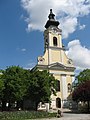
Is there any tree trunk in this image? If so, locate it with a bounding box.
[16,101,19,110]
[2,100,6,111]
[8,100,11,111]
[87,101,90,113]
[16,100,23,110]
[35,102,39,111]
[20,100,23,110]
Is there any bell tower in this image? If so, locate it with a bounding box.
[36,9,75,109]
[44,9,63,65]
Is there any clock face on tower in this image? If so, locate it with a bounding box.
[50,26,61,34]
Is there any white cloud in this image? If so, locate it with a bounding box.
[24,62,36,70]
[16,47,27,52]
[21,48,26,52]
[67,39,90,70]
[21,0,90,38]
[79,24,86,30]
[60,17,78,38]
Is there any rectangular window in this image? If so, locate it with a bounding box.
[56,80,60,91]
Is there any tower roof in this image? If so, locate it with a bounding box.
[45,9,59,29]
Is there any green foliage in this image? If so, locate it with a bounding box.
[73,69,90,112]
[0,111,57,120]
[0,80,4,92]
[26,70,56,110]
[73,69,90,101]
[1,66,28,102]
[0,66,56,111]
[0,74,4,98]
[77,69,90,83]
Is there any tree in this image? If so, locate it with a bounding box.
[26,70,56,110]
[72,80,90,101]
[1,66,56,111]
[72,80,90,112]
[77,69,90,83]
[1,66,29,110]
[0,73,4,100]
[73,69,90,112]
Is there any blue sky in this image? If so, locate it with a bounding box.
[0,0,90,72]
[0,0,43,69]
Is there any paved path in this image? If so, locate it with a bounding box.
[32,113,90,120]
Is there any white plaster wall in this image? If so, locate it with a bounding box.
[51,100,56,109]
[61,75,68,100]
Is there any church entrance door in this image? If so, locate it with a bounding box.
[56,98,61,108]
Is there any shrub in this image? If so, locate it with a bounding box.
[0,111,56,120]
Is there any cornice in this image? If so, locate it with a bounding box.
[49,46,65,50]
[35,62,75,72]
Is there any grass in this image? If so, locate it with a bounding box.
[0,111,57,120]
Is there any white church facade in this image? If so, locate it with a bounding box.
[35,9,75,109]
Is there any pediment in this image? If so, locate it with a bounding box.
[49,62,65,69]
[48,62,75,71]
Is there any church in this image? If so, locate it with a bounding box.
[34,9,75,109]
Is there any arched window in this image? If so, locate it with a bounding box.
[68,83,72,92]
[56,80,60,91]
[56,98,61,108]
[53,37,57,46]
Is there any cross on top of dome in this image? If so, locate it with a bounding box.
[45,9,59,29]
[48,9,55,20]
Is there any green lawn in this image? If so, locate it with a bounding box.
[0,111,56,120]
